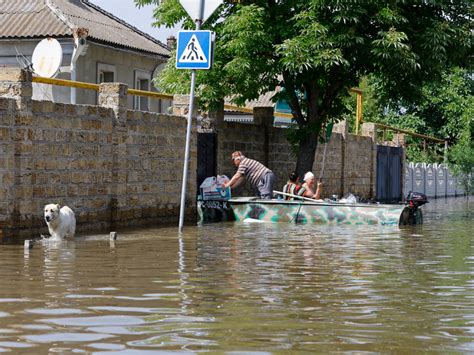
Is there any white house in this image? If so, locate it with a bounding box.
[0,0,171,112]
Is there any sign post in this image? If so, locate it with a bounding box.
[177,0,221,232]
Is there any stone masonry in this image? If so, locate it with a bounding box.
[0,68,196,239]
[0,67,398,238]
[215,107,381,200]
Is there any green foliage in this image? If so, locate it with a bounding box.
[449,138,474,197]
[416,68,473,143]
[137,0,473,173]
[448,117,474,196]
[344,67,473,162]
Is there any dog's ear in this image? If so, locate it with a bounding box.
[56,204,61,210]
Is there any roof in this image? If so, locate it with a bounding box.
[223,88,295,127]
[0,0,169,57]
[224,90,277,111]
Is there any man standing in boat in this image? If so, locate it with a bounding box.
[224,151,276,199]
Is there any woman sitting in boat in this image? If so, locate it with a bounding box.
[282,171,307,200]
[302,171,323,200]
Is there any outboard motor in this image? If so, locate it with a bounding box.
[406,191,428,208]
[399,191,428,225]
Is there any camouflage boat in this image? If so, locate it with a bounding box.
[197,192,426,226]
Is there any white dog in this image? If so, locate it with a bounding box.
[44,204,76,240]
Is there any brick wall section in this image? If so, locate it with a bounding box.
[267,127,298,192]
[0,68,399,237]
[343,134,376,197]
[215,107,380,200]
[217,122,267,196]
[312,132,345,198]
[0,68,196,238]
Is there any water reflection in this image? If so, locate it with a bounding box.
[0,198,472,352]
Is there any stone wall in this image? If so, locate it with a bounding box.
[0,68,196,239]
[214,108,379,200]
[342,134,376,197]
[0,67,407,238]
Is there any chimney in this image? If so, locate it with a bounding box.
[166,36,177,49]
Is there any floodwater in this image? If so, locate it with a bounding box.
[0,198,473,353]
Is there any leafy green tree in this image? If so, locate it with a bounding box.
[357,68,473,141]
[449,139,473,198]
[136,0,472,175]
[448,116,474,197]
[345,67,473,162]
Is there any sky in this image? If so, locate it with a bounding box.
[89,0,179,43]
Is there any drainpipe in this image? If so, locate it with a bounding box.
[444,140,448,163]
[70,28,88,104]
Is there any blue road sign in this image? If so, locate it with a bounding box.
[176,30,213,70]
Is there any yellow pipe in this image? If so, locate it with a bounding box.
[274,112,293,119]
[128,88,173,100]
[374,123,444,143]
[350,88,363,94]
[224,104,293,119]
[349,88,363,135]
[33,76,99,91]
[223,104,254,114]
[33,76,173,100]
[32,77,442,143]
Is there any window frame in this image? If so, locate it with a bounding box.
[133,69,151,111]
[97,62,116,84]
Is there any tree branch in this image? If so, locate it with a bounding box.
[282,71,305,126]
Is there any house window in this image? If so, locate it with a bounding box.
[97,63,116,83]
[134,69,151,111]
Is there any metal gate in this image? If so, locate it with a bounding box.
[197,133,217,189]
[376,145,403,203]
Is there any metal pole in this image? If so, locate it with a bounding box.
[178,69,196,232]
[444,140,448,163]
[71,68,76,104]
[178,0,204,232]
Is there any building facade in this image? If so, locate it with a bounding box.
[0,0,171,112]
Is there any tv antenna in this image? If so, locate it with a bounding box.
[31,38,63,78]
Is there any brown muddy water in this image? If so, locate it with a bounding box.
[0,197,473,353]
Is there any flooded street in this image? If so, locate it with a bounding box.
[0,198,473,353]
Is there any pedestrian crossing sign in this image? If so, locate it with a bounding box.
[176,30,213,70]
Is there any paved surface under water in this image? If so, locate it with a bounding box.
[0,197,472,353]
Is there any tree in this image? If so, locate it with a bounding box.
[343,67,473,162]
[449,139,474,198]
[136,0,472,175]
[448,114,474,197]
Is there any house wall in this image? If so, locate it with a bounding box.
[0,68,195,239]
[77,43,171,113]
[0,39,171,113]
[0,38,73,103]
[342,134,376,197]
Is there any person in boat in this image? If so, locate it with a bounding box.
[224,151,275,199]
[282,171,307,200]
[302,171,323,200]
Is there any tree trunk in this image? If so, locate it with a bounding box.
[295,132,318,179]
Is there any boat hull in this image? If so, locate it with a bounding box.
[198,198,422,226]
[230,198,411,226]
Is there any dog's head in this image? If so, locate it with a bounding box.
[44,204,61,223]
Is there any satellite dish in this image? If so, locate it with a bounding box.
[32,38,63,78]
[152,63,166,91]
